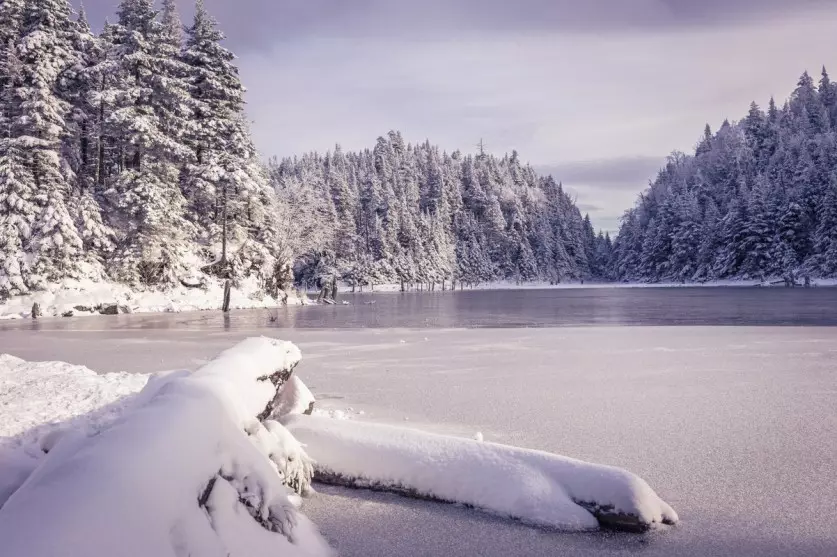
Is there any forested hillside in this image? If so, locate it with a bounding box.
[0,0,285,298]
[612,69,837,283]
[269,134,612,289]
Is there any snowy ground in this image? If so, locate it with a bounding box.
[0,322,835,555]
[0,277,306,320]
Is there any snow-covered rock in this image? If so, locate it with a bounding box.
[283,414,679,532]
[271,376,316,418]
[0,338,333,557]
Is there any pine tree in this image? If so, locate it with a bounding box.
[15,0,84,285]
[0,42,32,295]
[182,0,274,279]
[0,0,24,91]
[104,0,195,285]
[819,67,837,128]
[160,0,183,47]
[810,173,837,276]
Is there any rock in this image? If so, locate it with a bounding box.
[573,501,672,533]
[118,305,133,314]
[62,311,74,318]
[31,303,41,319]
[73,305,93,313]
[270,376,316,419]
[98,304,119,315]
[256,360,300,421]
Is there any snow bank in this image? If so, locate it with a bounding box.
[0,338,333,557]
[0,277,307,320]
[0,354,149,445]
[284,415,678,532]
[0,354,150,504]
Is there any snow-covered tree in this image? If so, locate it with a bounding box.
[0,42,33,295]
[268,133,605,288]
[15,0,84,285]
[612,69,837,283]
[100,0,196,285]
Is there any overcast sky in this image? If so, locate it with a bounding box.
[80,0,837,231]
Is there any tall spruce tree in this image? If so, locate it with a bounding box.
[0,42,32,295]
[16,0,83,286]
[103,0,194,285]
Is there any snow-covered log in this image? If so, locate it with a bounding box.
[0,338,332,557]
[284,415,678,533]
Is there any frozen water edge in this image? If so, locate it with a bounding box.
[0,326,835,556]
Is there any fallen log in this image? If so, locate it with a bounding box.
[284,414,678,533]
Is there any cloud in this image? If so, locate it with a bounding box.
[577,203,604,213]
[535,156,666,190]
[78,0,837,51]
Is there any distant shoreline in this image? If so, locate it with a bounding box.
[329,278,837,294]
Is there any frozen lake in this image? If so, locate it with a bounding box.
[6,286,837,331]
[1,289,836,556]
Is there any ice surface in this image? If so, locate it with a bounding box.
[0,324,835,556]
[284,414,677,530]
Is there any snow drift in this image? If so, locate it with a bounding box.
[284,414,679,532]
[0,338,333,557]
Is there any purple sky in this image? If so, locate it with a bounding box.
[80,0,837,231]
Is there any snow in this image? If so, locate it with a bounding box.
[284,414,677,531]
[0,338,333,557]
[0,277,307,320]
[0,354,149,445]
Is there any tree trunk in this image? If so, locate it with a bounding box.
[221,179,228,272]
[222,280,231,313]
[96,75,106,187]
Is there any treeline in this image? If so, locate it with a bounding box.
[613,69,837,283]
[269,133,613,289]
[0,0,286,298]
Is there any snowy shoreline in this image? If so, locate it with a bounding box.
[335,277,837,294]
[0,278,308,320]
